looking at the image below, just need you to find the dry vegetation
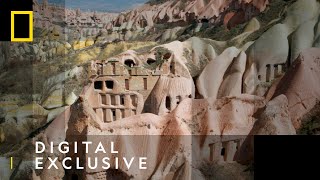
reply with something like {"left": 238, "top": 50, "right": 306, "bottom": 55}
{"left": 98, "top": 41, "right": 158, "bottom": 59}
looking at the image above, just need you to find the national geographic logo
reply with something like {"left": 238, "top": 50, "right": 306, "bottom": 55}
{"left": 0, "top": 0, "right": 33, "bottom": 42}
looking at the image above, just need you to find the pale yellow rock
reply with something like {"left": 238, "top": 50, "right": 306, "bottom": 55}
{"left": 47, "top": 106, "right": 68, "bottom": 122}
{"left": 72, "top": 41, "right": 78, "bottom": 50}
{"left": 85, "top": 38, "right": 95, "bottom": 47}
{"left": 100, "top": 41, "right": 157, "bottom": 59}
{"left": 65, "top": 92, "right": 78, "bottom": 105}
{"left": 65, "top": 42, "right": 72, "bottom": 49}
{"left": 78, "top": 39, "right": 86, "bottom": 49}
{"left": 73, "top": 39, "right": 86, "bottom": 50}
{"left": 56, "top": 44, "right": 68, "bottom": 56}
{"left": 240, "top": 41, "right": 254, "bottom": 51}
{"left": 283, "top": 0, "right": 320, "bottom": 33}
{"left": 217, "top": 51, "right": 247, "bottom": 98}
{"left": 246, "top": 23, "right": 289, "bottom": 82}
{"left": 244, "top": 17, "right": 260, "bottom": 32}
{"left": 197, "top": 47, "right": 241, "bottom": 98}
{"left": 290, "top": 18, "right": 318, "bottom": 62}
{"left": 187, "top": 37, "right": 218, "bottom": 66}
{"left": 229, "top": 31, "right": 253, "bottom": 47}
{"left": 73, "top": 47, "right": 101, "bottom": 64}
{"left": 16, "top": 103, "right": 49, "bottom": 123}
{"left": 49, "top": 26, "right": 61, "bottom": 40}
{"left": 242, "top": 62, "right": 258, "bottom": 95}
{"left": 42, "top": 88, "right": 64, "bottom": 109}
{"left": 0, "top": 102, "right": 18, "bottom": 114}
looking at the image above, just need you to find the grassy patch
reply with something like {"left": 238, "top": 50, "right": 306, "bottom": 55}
{"left": 143, "top": 47, "right": 171, "bottom": 70}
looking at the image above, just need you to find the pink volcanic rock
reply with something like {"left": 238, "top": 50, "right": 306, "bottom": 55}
{"left": 112, "top": 0, "right": 269, "bottom": 30}
{"left": 250, "top": 0, "right": 269, "bottom": 11}
{"left": 223, "top": 12, "right": 236, "bottom": 28}
{"left": 235, "top": 95, "right": 295, "bottom": 164}
{"left": 197, "top": 47, "right": 241, "bottom": 99}
{"left": 145, "top": 76, "right": 195, "bottom": 115}
{"left": 250, "top": 95, "right": 295, "bottom": 135}
{"left": 217, "top": 51, "right": 247, "bottom": 98}
{"left": 227, "top": 10, "right": 246, "bottom": 29}
{"left": 172, "top": 94, "right": 265, "bottom": 136}
{"left": 44, "top": 106, "right": 71, "bottom": 145}
{"left": 271, "top": 48, "right": 320, "bottom": 129}
{"left": 62, "top": 93, "right": 264, "bottom": 179}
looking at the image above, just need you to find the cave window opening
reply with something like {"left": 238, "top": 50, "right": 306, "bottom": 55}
{"left": 166, "top": 96, "right": 171, "bottom": 110}
{"left": 112, "top": 109, "right": 116, "bottom": 121}
{"left": 201, "top": 16, "right": 209, "bottom": 23}
{"left": 101, "top": 94, "right": 107, "bottom": 105}
{"left": 147, "top": 58, "right": 156, "bottom": 65}
{"left": 274, "top": 64, "right": 279, "bottom": 78}
{"left": 221, "top": 147, "right": 225, "bottom": 156}
{"left": 94, "top": 81, "right": 103, "bottom": 90}
{"left": 143, "top": 78, "right": 148, "bottom": 90}
{"left": 257, "top": 75, "right": 261, "bottom": 81}
{"left": 103, "top": 109, "right": 107, "bottom": 122}
{"left": 120, "top": 95, "right": 125, "bottom": 105}
{"left": 112, "top": 62, "right": 116, "bottom": 75}
{"left": 140, "top": 19, "right": 148, "bottom": 28}
{"left": 163, "top": 53, "right": 172, "bottom": 60}
{"left": 176, "top": 96, "right": 181, "bottom": 105}
{"left": 121, "top": 109, "right": 125, "bottom": 118}
{"left": 106, "top": 80, "right": 114, "bottom": 90}
{"left": 266, "top": 64, "right": 271, "bottom": 82}
{"left": 131, "top": 95, "right": 137, "bottom": 107}
{"left": 236, "top": 143, "right": 239, "bottom": 150}
{"left": 124, "top": 59, "right": 135, "bottom": 67}
{"left": 132, "top": 109, "right": 136, "bottom": 115}
{"left": 170, "top": 61, "right": 175, "bottom": 74}
{"left": 111, "top": 96, "right": 116, "bottom": 105}
{"left": 125, "top": 79, "right": 129, "bottom": 90}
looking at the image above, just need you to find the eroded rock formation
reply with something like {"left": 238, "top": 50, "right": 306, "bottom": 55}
{"left": 271, "top": 48, "right": 320, "bottom": 129}
{"left": 110, "top": 0, "right": 269, "bottom": 30}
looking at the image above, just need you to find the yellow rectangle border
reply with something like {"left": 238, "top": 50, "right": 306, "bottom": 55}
{"left": 11, "top": 11, "right": 33, "bottom": 42}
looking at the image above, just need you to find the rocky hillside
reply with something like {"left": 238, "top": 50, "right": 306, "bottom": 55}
{"left": 111, "top": 0, "right": 269, "bottom": 28}
{"left": 104, "top": 0, "right": 270, "bottom": 43}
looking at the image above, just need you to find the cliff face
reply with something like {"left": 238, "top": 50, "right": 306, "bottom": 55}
{"left": 108, "top": 0, "right": 269, "bottom": 30}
